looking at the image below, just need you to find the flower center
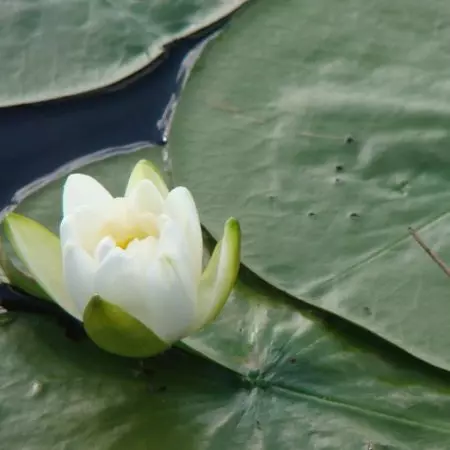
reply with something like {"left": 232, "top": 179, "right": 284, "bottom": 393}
{"left": 115, "top": 233, "right": 146, "bottom": 250}
{"left": 101, "top": 217, "right": 159, "bottom": 250}
{"left": 97, "top": 199, "right": 160, "bottom": 250}
{"left": 101, "top": 222, "right": 152, "bottom": 250}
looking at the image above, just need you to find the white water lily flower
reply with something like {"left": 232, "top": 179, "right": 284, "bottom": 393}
{"left": 4, "top": 160, "right": 240, "bottom": 357}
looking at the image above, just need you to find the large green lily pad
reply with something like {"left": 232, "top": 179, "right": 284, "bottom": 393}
{"left": 3, "top": 273, "right": 450, "bottom": 449}
{"left": 168, "top": 0, "right": 450, "bottom": 370}
{"left": 4, "top": 143, "right": 450, "bottom": 448}
{"left": 0, "top": 0, "right": 247, "bottom": 106}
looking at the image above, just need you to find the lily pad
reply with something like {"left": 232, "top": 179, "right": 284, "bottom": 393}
{"left": 0, "top": 0, "right": 247, "bottom": 106}
{"left": 168, "top": 0, "right": 450, "bottom": 370}
{"left": 3, "top": 273, "right": 450, "bottom": 449}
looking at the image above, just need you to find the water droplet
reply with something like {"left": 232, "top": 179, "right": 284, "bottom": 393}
{"left": 162, "top": 146, "right": 170, "bottom": 162}
{"left": 27, "top": 381, "right": 43, "bottom": 398}
{"left": 397, "top": 180, "right": 410, "bottom": 195}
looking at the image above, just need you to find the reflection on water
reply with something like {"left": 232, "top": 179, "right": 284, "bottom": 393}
{"left": 0, "top": 30, "right": 216, "bottom": 229}
{"left": 0, "top": 22, "right": 218, "bottom": 217}
{"left": 0, "top": 22, "right": 220, "bottom": 302}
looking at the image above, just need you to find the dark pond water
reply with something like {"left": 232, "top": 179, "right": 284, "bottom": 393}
{"left": 0, "top": 24, "right": 219, "bottom": 308}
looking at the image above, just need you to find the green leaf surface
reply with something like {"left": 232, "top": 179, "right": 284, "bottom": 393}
{"left": 4, "top": 275, "right": 450, "bottom": 449}
{"left": 5, "top": 143, "right": 450, "bottom": 447}
{"left": 0, "top": 0, "right": 247, "bottom": 106}
{"left": 168, "top": 0, "right": 450, "bottom": 370}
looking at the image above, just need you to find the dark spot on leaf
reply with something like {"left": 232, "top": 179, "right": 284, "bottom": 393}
{"left": 363, "top": 306, "right": 372, "bottom": 316}
{"left": 345, "top": 135, "right": 355, "bottom": 144}
{"left": 334, "top": 177, "right": 343, "bottom": 185}
{"left": 64, "top": 325, "right": 85, "bottom": 342}
{"left": 335, "top": 164, "right": 344, "bottom": 172}
{"left": 349, "top": 212, "right": 360, "bottom": 219}
{"left": 307, "top": 211, "right": 317, "bottom": 218}
{"left": 256, "top": 420, "right": 262, "bottom": 430}
{"left": 397, "top": 180, "right": 409, "bottom": 194}
{"left": 289, "top": 357, "right": 297, "bottom": 364}
{"left": 143, "top": 367, "right": 155, "bottom": 377}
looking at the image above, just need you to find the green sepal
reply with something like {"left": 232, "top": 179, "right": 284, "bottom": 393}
{"left": 195, "top": 217, "right": 241, "bottom": 329}
{"left": 0, "top": 235, "right": 52, "bottom": 301}
{"left": 83, "top": 295, "right": 170, "bottom": 358}
{"left": 3, "top": 213, "right": 79, "bottom": 318}
{"left": 125, "top": 159, "right": 169, "bottom": 198}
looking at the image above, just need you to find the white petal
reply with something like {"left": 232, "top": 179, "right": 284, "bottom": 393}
{"left": 94, "top": 244, "right": 195, "bottom": 343}
{"left": 157, "top": 217, "right": 197, "bottom": 302}
{"left": 143, "top": 257, "right": 196, "bottom": 342}
{"left": 163, "top": 187, "right": 203, "bottom": 281}
{"left": 135, "top": 212, "right": 159, "bottom": 237}
{"left": 125, "top": 236, "right": 157, "bottom": 264}
{"left": 60, "top": 207, "right": 104, "bottom": 254}
{"left": 127, "top": 179, "right": 164, "bottom": 215}
{"left": 94, "top": 236, "right": 116, "bottom": 263}
{"left": 62, "top": 243, "right": 96, "bottom": 316}
{"left": 63, "top": 174, "right": 113, "bottom": 217}
{"left": 125, "top": 159, "right": 169, "bottom": 199}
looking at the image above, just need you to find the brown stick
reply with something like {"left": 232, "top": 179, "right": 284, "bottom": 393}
{"left": 408, "top": 227, "right": 450, "bottom": 278}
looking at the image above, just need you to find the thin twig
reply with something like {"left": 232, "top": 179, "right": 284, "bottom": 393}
{"left": 408, "top": 227, "right": 450, "bottom": 278}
